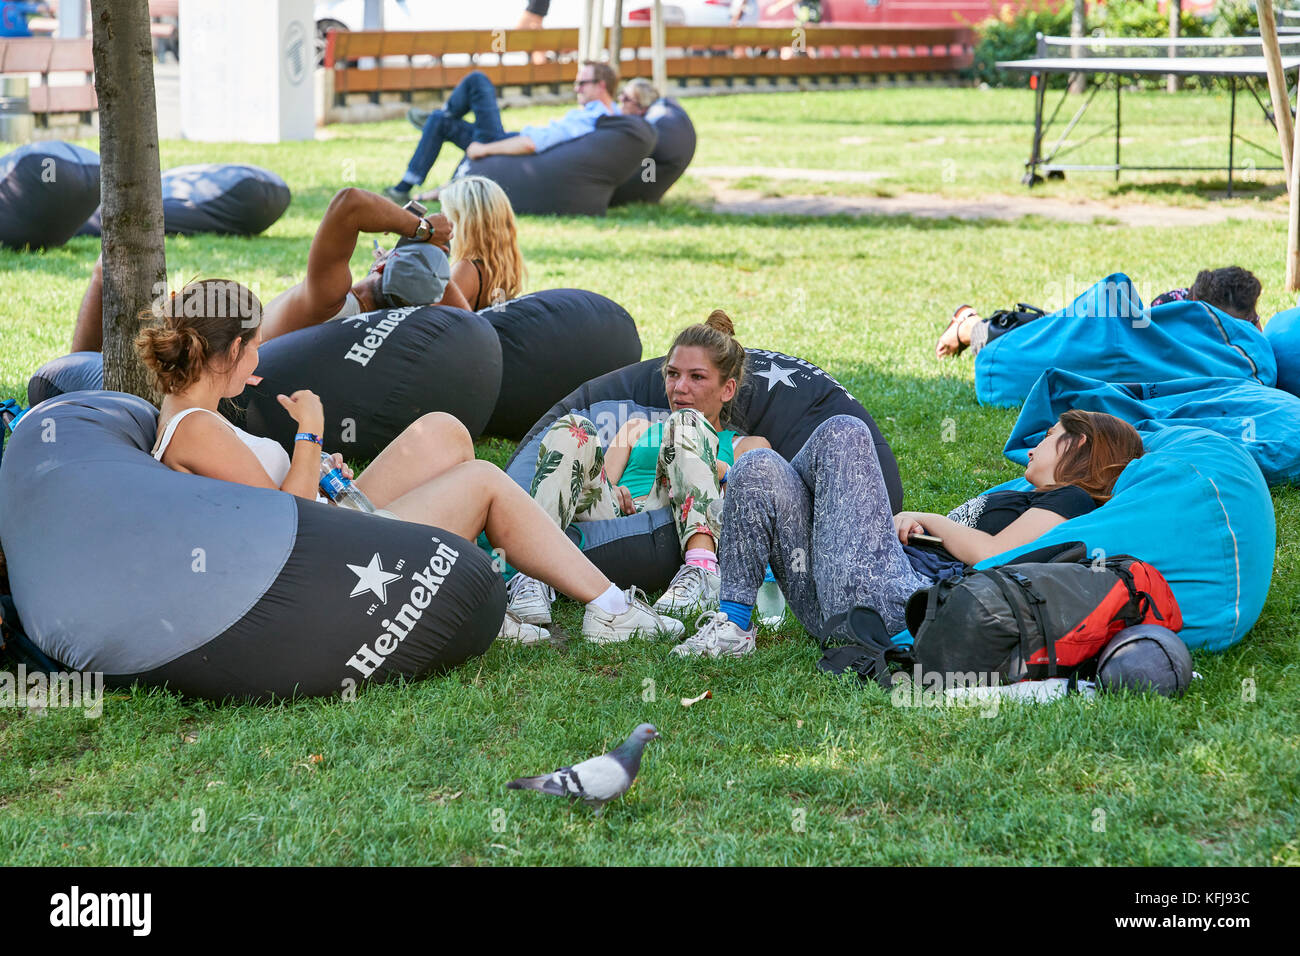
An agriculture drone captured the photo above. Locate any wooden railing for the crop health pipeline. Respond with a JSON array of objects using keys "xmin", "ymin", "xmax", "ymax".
[
  {"xmin": 0, "ymin": 37, "xmax": 96, "ymax": 118},
  {"xmin": 325, "ymin": 25, "xmax": 975, "ymax": 102}
]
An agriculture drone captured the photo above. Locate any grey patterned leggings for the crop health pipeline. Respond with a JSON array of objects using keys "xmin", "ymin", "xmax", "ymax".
[{"xmin": 718, "ymin": 415, "xmax": 930, "ymax": 638}]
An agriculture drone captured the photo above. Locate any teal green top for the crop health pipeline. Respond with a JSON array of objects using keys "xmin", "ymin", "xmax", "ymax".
[{"xmin": 619, "ymin": 420, "xmax": 736, "ymax": 500}]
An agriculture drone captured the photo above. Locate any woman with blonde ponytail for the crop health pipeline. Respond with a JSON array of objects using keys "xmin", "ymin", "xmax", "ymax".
[
  {"xmin": 439, "ymin": 176, "xmax": 526, "ymax": 310},
  {"xmin": 509, "ymin": 310, "xmax": 771, "ymax": 644},
  {"xmin": 135, "ymin": 279, "xmax": 687, "ymax": 648}
]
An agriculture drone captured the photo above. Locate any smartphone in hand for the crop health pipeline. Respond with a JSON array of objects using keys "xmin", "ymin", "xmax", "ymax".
[{"xmin": 909, "ymin": 532, "xmax": 944, "ymax": 547}]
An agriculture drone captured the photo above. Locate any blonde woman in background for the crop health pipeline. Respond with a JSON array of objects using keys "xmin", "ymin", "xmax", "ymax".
[
  {"xmin": 617, "ymin": 78, "xmax": 659, "ymax": 118},
  {"xmin": 439, "ymin": 175, "xmax": 527, "ymax": 311}
]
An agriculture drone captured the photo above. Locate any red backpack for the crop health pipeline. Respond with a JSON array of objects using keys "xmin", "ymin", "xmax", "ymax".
[{"xmin": 906, "ymin": 544, "xmax": 1183, "ymax": 683}]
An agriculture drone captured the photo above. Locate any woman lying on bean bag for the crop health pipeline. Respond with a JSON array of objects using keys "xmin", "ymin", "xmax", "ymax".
[
  {"xmin": 934, "ymin": 266, "xmax": 1262, "ymax": 359},
  {"xmin": 135, "ymin": 279, "xmax": 685, "ymax": 646},
  {"xmin": 507, "ymin": 311, "xmax": 770, "ymax": 627},
  {"xmin": 677, "ymin": 409, "xmax": 1144, "ymax": 659},
  {"xmin": 439, "ymin": 175, "xmax": 527, "ymax": 311}
]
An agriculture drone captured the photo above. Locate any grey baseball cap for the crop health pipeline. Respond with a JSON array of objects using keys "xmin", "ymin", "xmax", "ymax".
[{"xmin": 379, "ymin": 240, "xmax": 451, "ymax": 307}]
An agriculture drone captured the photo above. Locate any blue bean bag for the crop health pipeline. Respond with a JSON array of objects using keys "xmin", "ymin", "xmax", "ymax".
[
  {"xmin": 1265, "ymin": 305, "xmax": 1300, "ymax": 398},
  {"xmin": 974, "ymin": 273, "xmax": 1277, "ymax": 407},
  {"xmin": 973, "ymin": 426, "xmax": 1274, "ymax": 653},
  {"xmin": 610, "ymin": 97, "xmax": 696, "ymax": 206},
  {"xmin": 1002, "ymin": 368, "xmax": 1300, "ymax": 486},
  {"xmin": 0, "ymin": 141, "xmax": 100, "ymax": 249},
  {"xmin": 505, "ymin": 350, "xmax": 903, "ymax": 592},
  {"xmin": 0, "ymin": 392, "xmax": 505, "ymax": 701},
  {"xmin": 78, "ymin": 163, "xmax": 292, "ymax": 237},
  {"xmin": 459, "ymin": 114, "xmax": 658, "ymax": 217}
]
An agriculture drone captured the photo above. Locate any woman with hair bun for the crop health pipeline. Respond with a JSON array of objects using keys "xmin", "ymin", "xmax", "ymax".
[
  {"xmin": 439, "ymin": 175, "xmax": 526, "ymax": 311},
  {"xmin": 507, "ymin": 310, "xmax": 771, "ymax": 630},
  {"xmin": 136, "ymin": 279, "xmax": 686, "ymax": 647}
]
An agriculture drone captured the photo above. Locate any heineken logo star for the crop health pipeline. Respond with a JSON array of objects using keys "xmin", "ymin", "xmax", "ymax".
[{"xmin": 348, "ymin": 553, "xmax": 402, "ymax": 603}]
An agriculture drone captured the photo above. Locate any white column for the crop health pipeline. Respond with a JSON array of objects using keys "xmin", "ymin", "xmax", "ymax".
[
  {"xmin": 651, "ymin": 0, "xmax": 667, "ymax": 94},
  {"xmin": 57, "ymin": 0, "xmax": 87, "ymax": 38},
  {"xmin": 180, "ymin": 0, "xmax": 316, "ymax": 143}
]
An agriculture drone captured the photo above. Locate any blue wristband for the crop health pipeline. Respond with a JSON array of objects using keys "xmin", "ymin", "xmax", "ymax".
[{"xmin": 295, "ymin": 432, "xmax": 323, "ymax": 445}]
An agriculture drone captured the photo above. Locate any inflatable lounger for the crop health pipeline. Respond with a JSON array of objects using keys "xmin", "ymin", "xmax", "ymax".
[
  {"xmin": 610, "ymin": 97, "xmax": 696, "ymax": 207},
  {"xmin": 1265, "ymin": 304, "xmax": 1300, "ymax": 398},
  {"xmin": 459, "ymin": 114, "xmax": 658, "ymax": 217},
  {"xmin": 0, "ymin": 141, "xmax": 100, "ymax": 249},
  {"xmin": 29, "ymin": 305, "xmax": 505, "ymax": 457},
  {"xmin": 481, "ymin": 288, "xmax": 642, "ymax": 442},
  {"xmin": 79, "ymin": 163, "xmax": 292, "ymax": 237},
  {"xmin": 506, "ymin": 350, "xmax": 903, "ymax": 592},
  {"xmin": 0, "ymin": 392, "xmax": 505, "ymax": 701},
  {"xmin": 974, "ymin": 273, "xmax": 1277, "ymax": 407},
  {"xmin": 1004, "ymin": 368, "xmax": 1300, "ymax": 486}
]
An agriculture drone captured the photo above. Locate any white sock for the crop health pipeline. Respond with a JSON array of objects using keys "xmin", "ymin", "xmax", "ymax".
[{"xmin": 589, "ymin": 583, "xmax": 630, "ymax": 616}]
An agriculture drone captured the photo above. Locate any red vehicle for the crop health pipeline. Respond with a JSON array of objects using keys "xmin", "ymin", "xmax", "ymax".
[{"xmin": 757, "ymin": 0, "xmax": 1011, "ymax": 27}]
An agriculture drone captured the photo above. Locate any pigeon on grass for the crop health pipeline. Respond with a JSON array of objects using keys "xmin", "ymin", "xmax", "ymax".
[{"xmin": 507, "ymin": 724, "xmax": 660, "ymax": 815}]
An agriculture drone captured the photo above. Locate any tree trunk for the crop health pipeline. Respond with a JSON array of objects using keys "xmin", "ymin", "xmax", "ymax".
[
  {"xmin": 91, "ymin": 0, "xmax": 165, "ymax": 401},
  {"xmin": 1069, "ymin": 0, "xmax": 1086, "ymax": 95}
]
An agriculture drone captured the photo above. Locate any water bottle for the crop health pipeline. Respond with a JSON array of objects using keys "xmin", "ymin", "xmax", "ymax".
[
  {"xmin": 319, "ymin": 452, "xmax": 380, "ymax": 513},
  {"xmin": 755, "ymin": 565, "xmax": 786, "ymax": 628}
]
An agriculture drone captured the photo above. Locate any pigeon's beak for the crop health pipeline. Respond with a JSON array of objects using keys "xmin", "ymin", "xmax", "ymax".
[{"xmin": 650, "ymin": 730, "xmax": 661, "ymax": 739}]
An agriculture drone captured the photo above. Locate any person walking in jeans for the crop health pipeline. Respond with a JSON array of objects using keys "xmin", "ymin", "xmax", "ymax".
[{"xmin": 385, "ymin": 61, "xmax": 619, "ymax": 203}]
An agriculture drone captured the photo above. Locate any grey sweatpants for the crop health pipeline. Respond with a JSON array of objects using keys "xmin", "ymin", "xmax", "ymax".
[{"xmin": 718, "ymin": 415, "xmax": 930, "ymax": 638}]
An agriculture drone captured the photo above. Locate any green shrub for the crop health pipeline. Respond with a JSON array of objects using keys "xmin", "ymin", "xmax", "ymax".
[
  {"xmin": 968, "ymin": 0, "xmax": 1074, "ymax": 89},
  {"xmin": 971, "ymin": 1, "xmax": 1274, "ymax": 88}
]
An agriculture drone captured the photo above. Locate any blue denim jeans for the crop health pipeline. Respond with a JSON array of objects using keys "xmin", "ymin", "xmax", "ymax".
[{"xmin": 404, "ymin": 71, "xmax": 514, "ymax": 184}]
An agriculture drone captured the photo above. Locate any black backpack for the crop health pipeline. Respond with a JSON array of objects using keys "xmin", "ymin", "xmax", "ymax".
[
  {"xmin": 984, "ymin": 303, "xmax": 1047, "ymax": 345},
  {"xmin": 815, "ymin": 605, "xmax": 917, "ymax": 689},
  {"xmin": 906, "ymin": 544, "xmax": 1183, "ymax": 684}
]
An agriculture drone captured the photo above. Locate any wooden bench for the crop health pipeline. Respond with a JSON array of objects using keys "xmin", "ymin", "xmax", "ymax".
[
  {"xmin": 0, "ymin": 36, "xmax": 96, "ymax": 121},
  {"xmin": 325, "ymin": 24, "xmax": 975, "ymax": 104}
]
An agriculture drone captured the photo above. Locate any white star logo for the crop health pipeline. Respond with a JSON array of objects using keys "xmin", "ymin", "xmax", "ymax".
[
  {"xmin": 340, "ymin": 314, "xmax": 370, "ymax": 329},
  {"xmin": 347, "ymin": 553, "xmax": 402, "ymax": 603},
  {"xmin": 755, "ymin": 362, "xmax": 798, "ymax": 390}
]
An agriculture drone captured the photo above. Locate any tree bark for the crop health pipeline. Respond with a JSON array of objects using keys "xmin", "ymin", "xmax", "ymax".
[
  {"xmin": 1258, "ymin": 0, "xmax": 1294, "ymax": 186},
  {"xmin": 91, "ymin": 0, "xmax": 165, "ymax": 401}
]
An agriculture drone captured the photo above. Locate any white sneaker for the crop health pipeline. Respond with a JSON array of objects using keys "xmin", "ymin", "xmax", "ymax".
[
  {"xmin": 582, "ymin": 587, "xmax": 687, "ymax": 645},
  {"xmin": 505, "ymin": 573, "xmax": 555, "ymax": 626},
  {"xmin": 653, "ymin": 563, "xmax": 721, "ymax": 617},
  {"xmin": 670, "ymin": 611, "xmax": 756, "ymax": 658},
  {"xmin": 497, "ymin": 609, "xmax": 550, "ymax": 645}
]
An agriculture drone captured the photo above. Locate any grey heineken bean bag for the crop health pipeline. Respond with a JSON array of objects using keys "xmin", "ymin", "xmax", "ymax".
[
  {"xmin": 31, "ymin": 306, "xmax": 505, "ymax": 455},
  {"xmin": 0, "ymin": 391, "xmax": 504, "ymax": 701},
  {"xmin": 481, "ymin": 288, "xmax": 642, "ymax": 441},
  {"xmin": 78, "ymin": 163, "xmax": 291, "ymax": 237},
  {"xmin": 0, "ymin": 141, "xmax": 101, "ymax": 249},
  {"xmin": 610, "ymin": 98, "xmax": 696, "ymax": 207},
  {"xmin": 458, "ymin": 114, "xmax": 658, "ymax": 216},
  {"xmin": 505, "ymin": 350, "xmax": 904, "ymax": 592}
]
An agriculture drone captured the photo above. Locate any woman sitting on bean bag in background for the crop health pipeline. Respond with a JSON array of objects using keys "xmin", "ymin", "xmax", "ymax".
[
  {"xmin": 677, "ymin": 409, "xmax": 1144, "ymax": 659},
  {"xmin": 507, "ymin": 310, "xmax": 771, "ymax": 627},
  {"xmin": 135, "ymin": 279, "xmax": 686, "ymax": 647},
  {"xmin": 439, "ymin": 175, "xmax": 527, "ymax": 311}
]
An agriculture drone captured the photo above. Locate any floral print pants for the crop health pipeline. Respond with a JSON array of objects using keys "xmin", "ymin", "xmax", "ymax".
[{"xmin": 529, "ymin": 410, "xmax": 723, "ymax": 552}]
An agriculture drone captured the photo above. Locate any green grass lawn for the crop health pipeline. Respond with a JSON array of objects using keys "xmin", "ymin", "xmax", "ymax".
[{"xmin": 1, "ymin": 86, "xmax": 1297, "ymax": 865}]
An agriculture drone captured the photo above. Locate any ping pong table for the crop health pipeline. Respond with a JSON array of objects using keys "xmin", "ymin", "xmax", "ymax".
[{"xmin": 998, "ymin": 34, "xmax": 1300, "ymax": 194}]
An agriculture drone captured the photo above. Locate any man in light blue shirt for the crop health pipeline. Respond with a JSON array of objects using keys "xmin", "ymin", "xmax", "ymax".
[{"xmin": 386, "ymin": 61, "xmax": 618, "ymax": 203}]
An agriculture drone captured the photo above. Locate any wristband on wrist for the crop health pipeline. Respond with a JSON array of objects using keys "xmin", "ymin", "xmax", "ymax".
[{"xmin": 295, "ymin": 432, "xmax": 323, "ymax": 445}]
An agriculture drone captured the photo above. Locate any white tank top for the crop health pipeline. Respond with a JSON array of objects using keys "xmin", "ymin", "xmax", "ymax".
[{"xmin": 152, "ymin": 406, "xmax": 316, "ymax": 496}]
